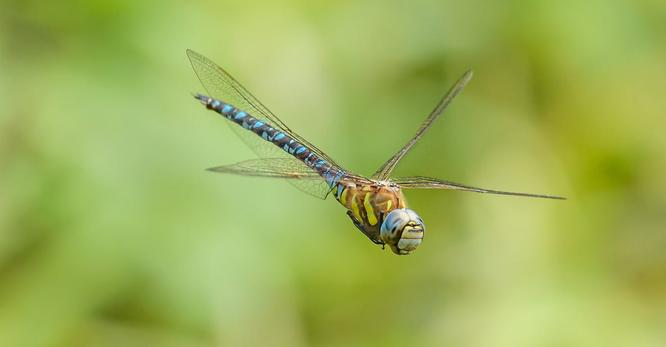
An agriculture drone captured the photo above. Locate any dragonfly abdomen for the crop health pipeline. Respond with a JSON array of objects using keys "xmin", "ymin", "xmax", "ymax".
[{"xmin": 196, "ymin": 94, "xmax": 345, "ymax": 188}]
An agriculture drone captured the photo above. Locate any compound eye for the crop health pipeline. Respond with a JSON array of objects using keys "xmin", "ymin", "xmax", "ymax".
[{"xmin": 380, "ymin": 208, "xmax": 425, "ymax": 255}]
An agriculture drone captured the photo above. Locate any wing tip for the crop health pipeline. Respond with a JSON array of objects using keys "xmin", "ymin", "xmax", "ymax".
[
  {"xmin": 460, "ymin": 69, "xmax": 474, "ymax": 84},
  {"xmin": 478, "ymin": 188, "xmax": 567, "ymax": 200},
  {"xmin": 493, "ymin": 191, "xmax": 567, "ymax": 200}
]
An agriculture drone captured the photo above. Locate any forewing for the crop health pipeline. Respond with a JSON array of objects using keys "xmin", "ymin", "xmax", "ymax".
[
  {"xmin": 393, "ymin": 176, "xmax": 566, "ymax": 200},
  {"xmin": 372, "ymin": 70, "xmax": 473, "ymax": 180}
]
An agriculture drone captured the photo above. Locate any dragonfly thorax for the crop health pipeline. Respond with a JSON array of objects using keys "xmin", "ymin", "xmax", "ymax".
[{"xmin": 335, "ymin": 180, "xmax": 425, "ymax": 254}]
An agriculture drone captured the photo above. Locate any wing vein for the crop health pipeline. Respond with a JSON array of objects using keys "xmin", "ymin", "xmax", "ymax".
[
  {"xmin": 393, "ymin": 176, "xmax": 566, "ymax": 200},
  {"xmin": 372, "ymin": 70, "xmax": 473, "ymax": 180}
]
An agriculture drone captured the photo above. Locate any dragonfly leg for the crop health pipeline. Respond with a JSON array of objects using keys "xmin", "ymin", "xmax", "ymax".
[{"xmin": 346, "ymin": 211, "xmax": 384, "ymax": 245}]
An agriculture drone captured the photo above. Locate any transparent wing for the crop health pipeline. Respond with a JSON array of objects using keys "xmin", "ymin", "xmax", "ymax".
[
  {"xmin": 187, "ymin": 49, "xmax": 341, "ymax": 166},
  {"xmin": 392, "ymin": 176, "xmax": 566, "ymax": 200},
  {"xmin": 372, "ymin": 70, "xmax": 473, "ymax": 180},
  {"xmin": 187, "ymin": 49, "xmax": 338, "ymax": 199},
  {"xmin": 208, "ymin": 156, "xmax": 333, "ymax": 199},
  {"xmin": 208, "ymin": 158, "xmax": 335, "ymax": 199},
  {"xmin": 208, "ymin": 158, "xmax": 324, "ymax": 179}
]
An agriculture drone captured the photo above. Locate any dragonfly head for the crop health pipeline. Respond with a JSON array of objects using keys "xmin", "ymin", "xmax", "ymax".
[{"xmin": 380, "ymin": 208, "xmax": 425, "ymax": 255}]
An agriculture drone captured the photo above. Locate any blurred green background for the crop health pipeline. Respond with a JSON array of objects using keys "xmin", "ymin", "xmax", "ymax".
[{"xmin": 1, "ymin": 0, "xmax": 665, "ymax": 346}]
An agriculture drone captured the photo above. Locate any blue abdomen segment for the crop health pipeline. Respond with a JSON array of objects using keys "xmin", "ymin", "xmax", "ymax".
[{"xmin": 195, "ymin": 94, "xmax": 344, "ymax": 188}]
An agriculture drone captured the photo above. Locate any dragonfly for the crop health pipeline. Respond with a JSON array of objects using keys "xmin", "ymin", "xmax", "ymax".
[{"xmin": 187, "ymin": 49, "xmax": 565, "ymax": 255}]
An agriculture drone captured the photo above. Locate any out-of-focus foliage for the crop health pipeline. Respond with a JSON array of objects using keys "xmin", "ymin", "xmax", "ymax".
[{"xmin": 1, "ymin": 0, "xmax": 665, "ymax": 346}]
